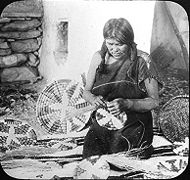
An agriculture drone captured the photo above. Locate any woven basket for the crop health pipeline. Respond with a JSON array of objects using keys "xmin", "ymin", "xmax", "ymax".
[
  {"xmin": 36, "ymin": 79, "xmax": 128, "ymax": 135},
  {"xmin": 0, "ymin": 119, "xmax": 37, "ymax": 150},
  {"xmin": 36, "ymin": 79, "xmax": 91, "ymax": 135},
  {"xmin": 158, "ymin": 95, "xmax": 189, "ymax": 143}
]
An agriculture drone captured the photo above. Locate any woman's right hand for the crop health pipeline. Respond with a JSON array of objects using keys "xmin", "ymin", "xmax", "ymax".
[
  {"xmin": 83, "ymin": 90, "xmax": 107, "ymax": 109},
  {"xmin": 90, "ymin": 95, "xmax": 107, "ymax": 109}
]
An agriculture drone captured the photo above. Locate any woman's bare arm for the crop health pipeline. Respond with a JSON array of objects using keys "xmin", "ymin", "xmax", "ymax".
[
  {"xmin": 82, "ymin": 52, "xmax": 106, "ymax": 107},
  {"xmin": 127, "ymin": 78, "xmax": 159, "ymax": 112},
  {"xmin": 107, "ymin": 78, "xmax": 159, "ymax": 115}
]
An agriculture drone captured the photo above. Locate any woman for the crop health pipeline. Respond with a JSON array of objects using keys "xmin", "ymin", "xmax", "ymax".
[{"xmin": 82, "ymin": 18, "xmax": 162, "ymax": 159}]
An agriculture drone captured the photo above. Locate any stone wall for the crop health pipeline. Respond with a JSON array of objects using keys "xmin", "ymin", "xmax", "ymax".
[{"xmin": 0, "ymin": 0, "xmax": 43, "ymax": 83}]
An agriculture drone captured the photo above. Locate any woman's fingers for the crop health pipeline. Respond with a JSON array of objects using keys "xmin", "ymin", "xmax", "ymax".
[
  {"xmin": 107, "ymin": 104, "xmax": 121, "ymax": 116},
  {"xmin": 107, "ymin": 102, "xmax": 119, "ymax": 111},
  {"xmin": 110, "ymin": 110, "xmax": 121, "ymax": 116},
  {"xmin": 107, "ymin": 99, "xmax": 120, "ymax": 107},
  {"xmin": 98, "ymin": 96, "xmax": 107, "ymax": 106},
  {"xmin": 92, "ymin": 96, "xmax": 107, "ymax": 108},
  {"xmin": 110, "ymin": 108, "xmax": 120, "ymax": 113},
  {"xmin": 106, "ymin": 99, "xmax": 124, "ymax": 115}
]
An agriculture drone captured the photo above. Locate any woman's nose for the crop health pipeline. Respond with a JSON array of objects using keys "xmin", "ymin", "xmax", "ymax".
[{"xmin": 111, "ymin": 45, "xmax": 119, "ymax": 52}]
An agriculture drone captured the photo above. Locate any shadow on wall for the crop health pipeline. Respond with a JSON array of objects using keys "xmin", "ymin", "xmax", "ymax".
[{"xmin": 53, "ymin": 21, "xmax": 68, "ymax": 66}]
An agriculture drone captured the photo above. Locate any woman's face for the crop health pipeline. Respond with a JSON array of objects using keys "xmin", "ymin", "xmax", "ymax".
[{"xmin": 105, "ymin": 38, "xmax": 129, "ymax": 60}]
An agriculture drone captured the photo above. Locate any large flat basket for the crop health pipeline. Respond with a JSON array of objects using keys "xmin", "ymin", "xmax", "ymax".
[{"xmin": 36, "ymin": 79, "xmax": 91, "ymax": 135}]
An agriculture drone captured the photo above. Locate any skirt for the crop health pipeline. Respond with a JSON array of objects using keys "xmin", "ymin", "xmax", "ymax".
[{"xmin": 82, "ymin": 113, "xmax": 153, "ymax": 159}]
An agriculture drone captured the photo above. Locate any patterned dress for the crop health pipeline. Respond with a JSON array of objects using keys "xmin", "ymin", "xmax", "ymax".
[{"xmin": 82, "ymin": 51, "xmax": 162, "ymax": 159}]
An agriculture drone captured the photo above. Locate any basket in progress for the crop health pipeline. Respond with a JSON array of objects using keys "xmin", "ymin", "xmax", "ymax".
[{"xmin": 36, "ymin": 79, "xmax": 128, "ymax": 135}]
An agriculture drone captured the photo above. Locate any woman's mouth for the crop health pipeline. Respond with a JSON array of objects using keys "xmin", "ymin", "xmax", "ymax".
[{"xmin": 112, "ymin": 52, "xmax": 122, "ymax": 57}]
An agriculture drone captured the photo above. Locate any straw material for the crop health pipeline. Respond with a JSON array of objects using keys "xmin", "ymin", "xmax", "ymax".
[
  {"xmin": 36, "ymin": 79, "xmax": 128, "ymax": 135},
  {"xmin": 36, "ymin": 79, "xmax": 91, "ymax": 135},
  {"xmin": 158, "ymin": 95, "xmax": 189, "ymax": 143},
  {"xmin": 0, "ymin": 119, "xmax": 37, "ymax": 150}
]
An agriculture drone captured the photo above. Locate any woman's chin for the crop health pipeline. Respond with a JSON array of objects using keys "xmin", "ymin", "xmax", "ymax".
[
  {"xmin": 110, "ymin": 52, "xmax": 125, "ymax": 59},
  {"xmin": 113, "ymin": 55, "xmax": 124, "ymax": 60}
]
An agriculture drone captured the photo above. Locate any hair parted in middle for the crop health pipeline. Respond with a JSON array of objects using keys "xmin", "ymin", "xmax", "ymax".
[{"xmin": 98, "ymin": 18, "xmax": 137, "ymax": 74}]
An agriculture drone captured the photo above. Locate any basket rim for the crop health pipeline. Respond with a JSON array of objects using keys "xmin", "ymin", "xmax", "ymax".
[{"xmin": 161, "ymin": 94, "xmax": 189, "ymax": 110}]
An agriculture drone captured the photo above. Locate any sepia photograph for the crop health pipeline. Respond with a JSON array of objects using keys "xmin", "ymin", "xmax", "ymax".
[{"xmin": 0, "ymin": 0, "xmax": 189, "ymax": 179}]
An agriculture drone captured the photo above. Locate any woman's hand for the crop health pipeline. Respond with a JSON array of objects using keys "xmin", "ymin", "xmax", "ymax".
[
  {"xmin": 83, "ymin": 90, "xmax": 107, "ymax": 109},
  {"xmin": 107, "ymin": 98, "xmax": 132, "ymax": 116},
  {"xmin": 91, "ymin": 95, "xmax": 107, "ymax": 109}
]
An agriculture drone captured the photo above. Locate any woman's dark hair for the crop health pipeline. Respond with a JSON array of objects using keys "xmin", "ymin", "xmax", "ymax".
[{"xmin": 98, "ymin": 18, "xmax": 137, "ymax": 74}]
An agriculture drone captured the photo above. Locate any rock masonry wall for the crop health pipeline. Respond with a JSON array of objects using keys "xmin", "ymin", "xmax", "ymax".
[{"xmin": 0, "ymin": 0, "xmax": 43, "ymax": 83}]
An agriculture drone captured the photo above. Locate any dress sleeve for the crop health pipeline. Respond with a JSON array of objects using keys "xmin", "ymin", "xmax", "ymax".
[{"xmin": 137, "ymin": 52, "xmax": 164, "ymax": 93}]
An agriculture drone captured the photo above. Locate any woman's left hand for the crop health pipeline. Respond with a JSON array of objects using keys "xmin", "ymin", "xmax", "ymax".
[{"xmin": 106, "ymin": 98, "xmax": 131, "ymax": 116}]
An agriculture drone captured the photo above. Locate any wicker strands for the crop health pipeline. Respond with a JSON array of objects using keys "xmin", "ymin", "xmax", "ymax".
[
  {"xmin": 36, "ymin": 79, "xmax": 128, "ymax": 135},
  {"xmin": 0, "ymin": 119, "xmax": 37, "ymax": 150},
  {"xmin": 158, "ymin": 95, "xmax": 189, "ymax": 143},
  {"xmin": 95, "ymin": 109, "xmax": 127, "ymax": 130},
  {"xmin": 36, "ymin": 79, "xmax": 91, "ymax": 135}
]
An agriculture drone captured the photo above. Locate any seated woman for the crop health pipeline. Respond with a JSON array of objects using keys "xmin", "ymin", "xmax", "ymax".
[{"xmin": 82, "ymin": 18, "xmax": 163, "ymax": 159}]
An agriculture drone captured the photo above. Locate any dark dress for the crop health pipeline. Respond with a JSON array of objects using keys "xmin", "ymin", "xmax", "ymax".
[{"xmin": 82, "ymin": 51, "xmax": 162, "ymax": 159}]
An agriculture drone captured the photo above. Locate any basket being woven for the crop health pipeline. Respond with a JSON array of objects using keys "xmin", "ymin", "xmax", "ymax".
[
  {"xmin": 36, "ymin": 79, "xmax": 127, "ymax": 135},
  {"xmin": 158, "ymin": 95, "xmax": 189, "ymax": 143}
]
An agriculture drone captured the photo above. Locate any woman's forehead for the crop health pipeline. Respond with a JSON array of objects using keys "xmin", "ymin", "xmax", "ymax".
[{"xmin": 105, "ymin": 38, "xmax": 120, "ymax": 43}]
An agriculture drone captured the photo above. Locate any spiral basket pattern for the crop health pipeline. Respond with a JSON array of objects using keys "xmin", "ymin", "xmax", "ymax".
[
  {"xmin": 158, "ymin": 95, "xmax": 189, "ymax": 143},
  {"xmin": 36, "ymin": 79, "xmax": 91, "ymax": 135},
  {"xmin": 36, "ymin": 79, "xmax": 128, "ymax": 135}
]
